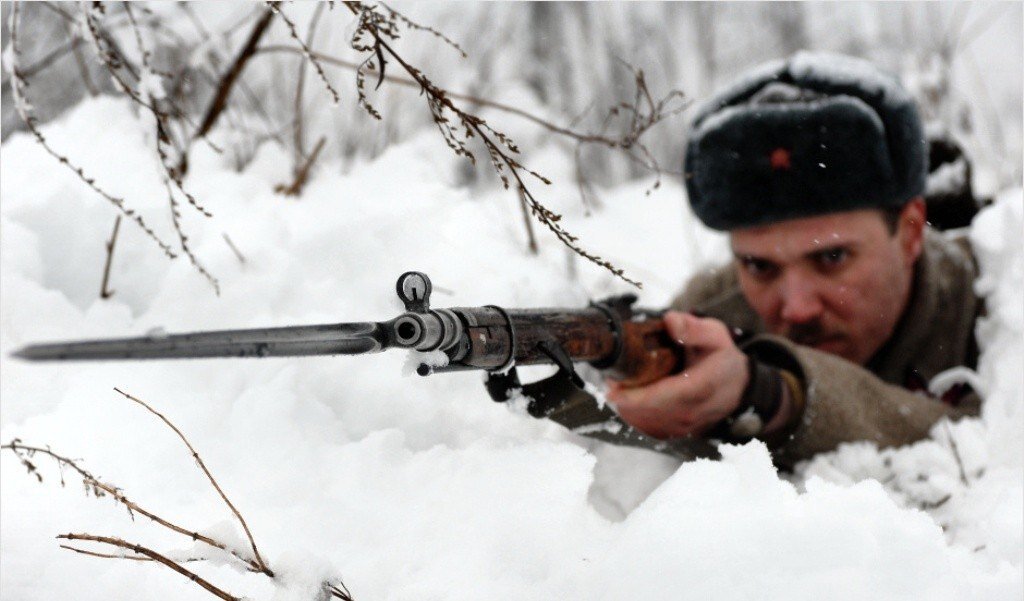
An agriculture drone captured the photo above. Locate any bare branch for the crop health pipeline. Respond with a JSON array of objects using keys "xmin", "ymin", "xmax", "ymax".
[
  {"xmin": 943, "ymin": 422, "xmax": 971, "ymax": 487},
  {"xmin": 516, "ymin": 187, "xmax": 539, "ymax": 254},
  {"xmin": 257, "ymin": 32, "xmax": 687, "ymax": 274},
  {"xmin": 64, "ymin": 14, "xmax": 99, "ymax": 96},
  {"xmin": 293, "ymin": 2, "xmax": 326, "ymax": 162},
  {"xmin": 100, "ymin": 216, "xmax": 121, "ymax": 299},
  {"xmin": 69, "ymin": 2, "xmax": 221, "ymax": 294},
  {"xmin": 113, "ymin": 388, "xmax": 272, "ymax": 576},
  {"xmin": 1, "ymin": 440, "xmax": 259, "ymax": 572},
  {"xmin": 340, "ymin": 1, "xmax": 645, "ymax": 286},
  {"xmin": 59, "ymin": 544, "xmax": 206, "ymax": 563},
  {"xmin": 5, "ymin": 389, "xmax": 360, "ymax": 598},
  {"xmin": 267, "ymin": 2, "xmax": 340, "ymax": 105},
  {"xmin": 57, "ymin": 534, "xmax": 241, "ymax": 601},
  {"xmin": 163, "ymin": 178, "xmax": 221, "ymax": 295},
  {"xmin": 255, "ymin": 44, "xmax": 687, "ymax": 176},
  {"xmin": 276, "ymin": 136, "xmax": 327, "ymax": 197},
  {"xmin": 380, "ymin": 2, "xmax": 467, "ymax": 58},
  {"xmin": 6, "ymin": 2, "xmax": 179, "ymax": 261},
  {"xmin": 0, "ymin": 36, "xmax": 88, "ymax": 86},
  {"xmin": 326, "ymin": 579, "xmax": 356, "ymax": 601},
  {"xmin": 223, "ymin": 233, "xmax": 247, "ymax": 265},
  {"xmin": 190, "ymin": 4, "xmax": 278, "ymax": 156}
]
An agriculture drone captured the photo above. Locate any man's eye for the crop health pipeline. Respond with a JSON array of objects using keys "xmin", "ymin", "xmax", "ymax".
[
  {"xmin": 816, "ymin": 248, "xmax": 850, "ymax": 268},
  {"xmin": 740, "ymin": 257, "xmax": 778, "ymax": 278}
]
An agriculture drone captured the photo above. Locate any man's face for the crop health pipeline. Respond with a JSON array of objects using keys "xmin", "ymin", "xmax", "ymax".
[{"xmin": 729, "ymin": 203, "xmax": 924, "ymax": 365}]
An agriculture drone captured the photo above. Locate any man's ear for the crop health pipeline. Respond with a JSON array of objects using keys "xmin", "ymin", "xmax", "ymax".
[{"xmin": 898, "ymin": 197, "xmax": 927, "ymax": 262}]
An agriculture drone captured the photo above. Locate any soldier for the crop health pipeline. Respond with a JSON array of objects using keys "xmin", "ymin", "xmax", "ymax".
[{"xmin": 591, "ymin": 52, "xmax": 982, "ymax": 467}]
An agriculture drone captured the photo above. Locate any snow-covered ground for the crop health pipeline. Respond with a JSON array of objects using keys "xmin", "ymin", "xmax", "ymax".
[{"xmin": 1, "ymin": 98, "xmax": 1021, "ymax": 600}]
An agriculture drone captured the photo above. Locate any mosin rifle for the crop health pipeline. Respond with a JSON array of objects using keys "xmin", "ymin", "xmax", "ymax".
[{"xmin": 14, "ymin": 272, "xmax": 687, "ymax": 420}]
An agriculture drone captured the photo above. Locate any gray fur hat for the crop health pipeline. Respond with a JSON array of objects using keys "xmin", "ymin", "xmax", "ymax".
[{"xmin": 684, "ymin": 52, "xmax": 927, "ymax": 231}]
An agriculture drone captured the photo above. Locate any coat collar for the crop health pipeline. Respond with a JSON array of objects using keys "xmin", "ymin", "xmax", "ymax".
[{"xmin": 866, "ymin": 229, "xmax": 980, "ymax": 385}]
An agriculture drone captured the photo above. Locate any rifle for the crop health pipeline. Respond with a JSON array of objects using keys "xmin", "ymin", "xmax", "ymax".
[{"xmin": 14, "ymin": 272, "xmax": 686, "ymax": 419}]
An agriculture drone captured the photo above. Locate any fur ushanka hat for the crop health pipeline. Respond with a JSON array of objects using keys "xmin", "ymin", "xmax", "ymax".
[{"xmin": 684, "ymin": 52, "xmax": 927, "ymax": 231}]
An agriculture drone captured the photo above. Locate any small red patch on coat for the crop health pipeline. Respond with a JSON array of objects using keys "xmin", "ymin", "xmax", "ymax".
[{"xmin": 769, "ymin": 147, "xmax": 792, "ymax": 171}]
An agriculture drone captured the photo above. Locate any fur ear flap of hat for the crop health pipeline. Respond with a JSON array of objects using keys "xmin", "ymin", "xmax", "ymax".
[{"xmin": 684, "ymin": 52, "xmax": 927, "ymax": 231}]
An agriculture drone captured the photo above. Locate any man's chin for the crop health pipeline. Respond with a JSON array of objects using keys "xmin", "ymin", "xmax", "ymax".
[
  {"xmin": 784, "ymin": 333, "xmax": 848, "ymax": 355},
  {"xmin": 778, "ymin": 331, "xmax": 859, "ymax": 361},
  {"xmin": 811, "ymin": 337, "xmax": 853, "ymax": 359}
]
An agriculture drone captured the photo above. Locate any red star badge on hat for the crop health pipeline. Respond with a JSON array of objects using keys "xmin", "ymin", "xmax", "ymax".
[{"xmin": 769, "ymin": 147, "xmax": 791, "ymax": 171}]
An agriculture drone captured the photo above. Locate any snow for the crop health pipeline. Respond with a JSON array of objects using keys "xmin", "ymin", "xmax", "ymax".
[
  {"xmin": 401, "ymin": 350, "xmax": 450, "ymax": 376},
  {"xmin": 1, "ymin": 98, "xmax": 1022, "ymax": 600},
  {"xmin": 138, "ymin": 69, "xmax": 167, "ymax": 102},
  {"xmin": 789, "ymin": 50, "xmax": 905, "ymax": 99},
  {"xmin": 928, "ymin": 365, "xmax": 984, "ymax": 398},
  {"xmin": 926, "ymin": 159, "xmax": 969, "ymax": 197}
]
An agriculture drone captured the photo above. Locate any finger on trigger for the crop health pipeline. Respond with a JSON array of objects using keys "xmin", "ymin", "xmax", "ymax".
[
  {"xmin": 663, "ymin": 311, "xmax": 688, "ymax": 345},
  {"xmin": 677, "ymin": 313, "xmax": 732, "ymax": 351}
]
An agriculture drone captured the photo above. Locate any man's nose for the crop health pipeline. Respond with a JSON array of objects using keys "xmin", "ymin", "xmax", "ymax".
[{"xmin": 779, "ymin": 276, "xmax": 824, "ymax": 324}]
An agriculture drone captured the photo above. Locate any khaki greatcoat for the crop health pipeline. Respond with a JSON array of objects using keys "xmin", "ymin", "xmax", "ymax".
[{"xmin": 546, "ymin": 229, "xmax": 982, "ymax": 468}]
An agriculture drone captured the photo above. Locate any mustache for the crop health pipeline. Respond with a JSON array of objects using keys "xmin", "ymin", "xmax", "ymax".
[{"xmin": 786, "ymin": 321, "xmax": 831, "ymax": 346}]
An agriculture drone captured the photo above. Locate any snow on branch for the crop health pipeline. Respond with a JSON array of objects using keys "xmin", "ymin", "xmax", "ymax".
[{"xmin": 112, "ymin": 386, "xmax": 272, "ymax": 577}]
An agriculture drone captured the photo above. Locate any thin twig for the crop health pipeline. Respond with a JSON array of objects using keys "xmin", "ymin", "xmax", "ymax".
[
  {"xmin": 379, "ymin": 2, "xmax": 467, "ymax": 58},
  {"xmin": 66, "ymin": 15, "xmax": 99, "ymax": 96},
  {"xmin": 293, "ymin": 2, "xmax": 326, "ymax": 163},
  {"xmin": 59, "ymin": 544, "xmax": 206, "ymax": 563},
  {"xmin": 573, "ymin": 142, "xmax": 599, "ymax": 214},
  {"xmin": 256, "ymin": 43, "xmax": 687, "ymax": 165},
  {"xmin": 267, "ymin": 2, "xmax": 340, "ymax": 105},
  {"xmin": 275, "ymin": 136, "xmax": 326, "ymax": 196},
  {"xmin": 223, "ymin": 233, "xmax": 246, "ymax": 265},
  {"xmin": 0, "ymin": 37, "xmax": 79, "ymax": 83},
  {"xmin": 516, "ymin": 187, "xmax": 538, "ymax": 254},
  {"xmin": 57, "ymin": 534, "xmax": 240, "ymax": 601},
  {"xmin": 113, "ymin": 388, "xmax": 272, "ymax": 577},
  {"xmin": 943, "ymin": 421, "xmax": 971, "ymax": 487},
  {"xmin": 100, "ymin": 215, "xmax": 121, "ymax": 299},
  {"xmin": 1, "ymin": 441, "xmax": 259, "ymax": 572},
  {"xmin": 189, "ymin": 3, "xmax": 278, "ymax": 172},
  {"xmin": 162, "ymin": 178, "xmax": 221, "ymax": 295},
  {"xmin": 327, "ymin": 580, "xmax": 356, "ymax": 601}
]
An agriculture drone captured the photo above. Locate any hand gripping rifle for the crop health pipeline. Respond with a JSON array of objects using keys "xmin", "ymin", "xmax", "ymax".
[{"xmin": 14, "ymin": 272, "xmax": 686, "ymax": 420}]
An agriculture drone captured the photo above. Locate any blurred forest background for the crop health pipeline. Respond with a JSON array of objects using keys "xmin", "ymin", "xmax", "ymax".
[{"xmin": 2, "ymin": 1, "xmax": 1021, "ymax": 217}]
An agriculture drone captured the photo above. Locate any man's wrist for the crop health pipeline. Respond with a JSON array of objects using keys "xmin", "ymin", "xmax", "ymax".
[
  {"xmin": 712, "ymin": 357, "xmax": 800, "ymax": 441},
  {"xmin": 766, "ymin": 370, "xmax": 804, "ymax": 434}
]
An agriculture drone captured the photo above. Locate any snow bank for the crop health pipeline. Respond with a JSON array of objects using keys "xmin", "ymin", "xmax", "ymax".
[{"xmin": 1, "ymin": 98, "xmax": 1020, "ymax": 599}]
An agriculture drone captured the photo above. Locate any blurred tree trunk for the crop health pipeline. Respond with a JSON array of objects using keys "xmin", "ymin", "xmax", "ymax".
[
  {"xmin": 769, "ymin": 3, "xmax": 808, "ymax": 55},
  {"xmin": 692, "ymin": 2, "xmax": 718, "ymax": 95}
]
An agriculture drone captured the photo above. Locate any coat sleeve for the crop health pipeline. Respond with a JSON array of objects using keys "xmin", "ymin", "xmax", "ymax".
[{"xmin": 741, "ymin": 335, "xmax": 981, "ymax": 467}]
